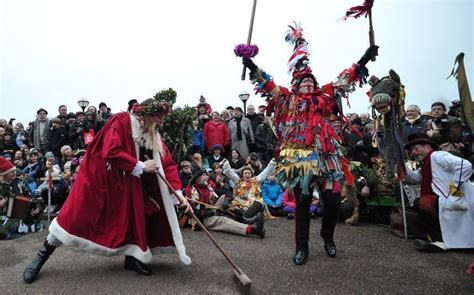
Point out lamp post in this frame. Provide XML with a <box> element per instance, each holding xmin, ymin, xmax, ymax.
<box><xmin>77</xmin><ymin>98</ymin><xmax>89</xmax><ymax>113</ymax></box>
<box><xmin>238</xmin><ymin>91</ymin><xmax>250</xmax><ymax>116</ymax></box>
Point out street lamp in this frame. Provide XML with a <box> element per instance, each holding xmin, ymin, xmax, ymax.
<box><xmin>77</xmin><ymin>98</ymin><xmax>89</xmax><ymax>113</ymax></box>
<box><xmin>238</xmin><ymin>91</ymin><xmax>250</xmax><ymax>116</ymax></box>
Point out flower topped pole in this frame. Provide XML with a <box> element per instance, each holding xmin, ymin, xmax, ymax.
<box><xmin>342</xmin><ymin>0</ymin><xmax>376</xmax><ymax>61</ymax></box>
<box><xmin>238</xmin><ymin>0</ymin><xmax>258</xmax><ymax>80</ymax></box>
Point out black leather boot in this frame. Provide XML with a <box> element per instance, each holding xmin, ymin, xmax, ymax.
<box><xmin>23</xmin><ymin>240</ymin><xmax>57</xmax><ymax>283</ymax></box>
<box><xmin>293</xmin><ymin>249</ymin><xmax>308</xmax><ymax>266</ymax></box>
<box><xmin>324</xmin><ymin>239</ymin><xmax>337</xmax><ymax>258</ymax></box>
<box><xmin>124</xmin><ymin>256</ymin><xmax>152</xmax><ymax>276</ymax></box>
<box><xmin>249</xmin><ymin>213</ymin><xmax>265</xmax><ymax>238</ymax></box>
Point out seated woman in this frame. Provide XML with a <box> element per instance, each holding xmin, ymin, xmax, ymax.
<box><xmin>222</xmin><ymin>159</ymin><xmax>275</xmax><ymax>221</ymax></box>
<box><xmin>228</xmin><ymin>149</ymin><xmax>246</xmax><ymax>171</ymax></box>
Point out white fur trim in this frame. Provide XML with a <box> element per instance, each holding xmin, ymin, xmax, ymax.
<box><xmin>131</xmin><ymin>119</ymin><xmax>192</xmax><ymax>265</ymax></box>
<box><xmin>153</xmin><ymin>151</ymin><xmax>192</xmax><ymax>265</ymax></box>
<box><xmin>132</xmin><ymin>161</ymin><xmax>145</xmax><ymax>177</ymax></box>
<box><xmin>49</xmin><ymin>218</ymin><xmax>154</xmax><ymax>263</ymax></box>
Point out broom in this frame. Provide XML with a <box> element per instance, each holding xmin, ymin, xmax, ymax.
<box><xmin>150</xmin><ymin>162</ymin><xmax>252</xmax><ymax>294</ymax></box>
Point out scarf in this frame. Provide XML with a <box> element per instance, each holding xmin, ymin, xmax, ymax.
<box><xmin>235</xmin><ymin>116</ymin><xmax>243</xmax><ymax>140</ymax></box>
<box><xmin>420</xmin><ymin>150</ymin><xmax>434</xmax><ymax>196</ymax></box>
<box><xmin>406</xmin><ymin>115</ymin><xmax>420</xmax><ymax>125</ymax></box>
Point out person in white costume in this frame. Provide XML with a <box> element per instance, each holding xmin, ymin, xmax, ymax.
<box><xmin>404</xmin><ymin>133</ymin><xmax>474</xmax><ymax>252</ymax></box>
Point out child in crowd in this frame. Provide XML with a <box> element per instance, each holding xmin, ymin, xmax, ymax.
<box><xmin>261</xmin><ymin>173</ymin><xmax>284</xmax><ymax>216</ymax></box>
<box><xmin>208</xmin><ymin>162</ymin><xmax>231</xmax><ymax>197</ymax></box>
<box><xmin>179</xmin><ymin>160</ymin><xmax>193</xmax><ymax>190</ymax></box>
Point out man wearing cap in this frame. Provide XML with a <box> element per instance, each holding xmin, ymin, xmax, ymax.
<box><xmin>23</xmin><ymin>98</ymin><xmax>192</xmax><ymax>283</ymax></box>
<box><xmin>95</xmin><ymin>102</ymin><xmax>113</xmax><ymax>132</ymax></box>
<box><xmin>404</xmin><ymin>133</ymin><xmax>474</xmax><ymax>252</ymax></box>
<box><xmin>423</xmin><ymin>102</ymin><xmax>462</xmax><ymax>146</ymax></box>
<box><xmin>30</xmin><ymin>108</ymin><xmax>51</xmax><ymax>152</ymax></box>
<box><xmin>0</xmin><ymin>157</ymin><xmax>42</xmax><ymax>238</ymax></box>
<box><xmin>127</xmin><ymin>99</ymin><xmax>139</xmax><ymax>112</ymax></box>
<box><xmin>228</xmin><ymin>107</ymin><xmax>254</xmax><ymax>160</ymax></box>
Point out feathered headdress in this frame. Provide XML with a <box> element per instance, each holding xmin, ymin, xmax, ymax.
<box><xmin>285</xmin><ymin>22</ymin><xmax>310</xmax><ymax>74</ymax></box>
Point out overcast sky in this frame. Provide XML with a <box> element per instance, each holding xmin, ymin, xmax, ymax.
<box><xmin>1</xmin><ymin>0</ymin><xmax>472</xmax><ymax>125</ymax></box>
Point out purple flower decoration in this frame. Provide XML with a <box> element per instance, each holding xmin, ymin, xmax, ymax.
<box><xmin>234</xmin><ymin>44</ymin><xmax>259</xmax><ymax>58</ymax></box>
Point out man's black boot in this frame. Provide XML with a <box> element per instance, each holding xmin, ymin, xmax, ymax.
<box><xmin>23</xmin><ymin>240</ymin><xmax>57</xmax><ymax>283</ymax></box>
<box><xmin>242</xmin><ymin>214</ymin><xmax>259</xmax><ymax>224</ymax></box>
<box><xmin>249</xmin><ymin>213</ymin><xmax>265</xmax><ymax>238</ymax></box>
<box><xmin>293</xmin><ymin>249</ymin><xmax>308</xmax><ymax>266</ymax></box>
<box><xmin>124</xmin><ymin>256</ymin><xmax>152</xmax><ymax>276</ymax></box>
<box><xmin>324</xmin><ymin>239</ymin><xmax>337</xmax><ymax>258</ymax></box>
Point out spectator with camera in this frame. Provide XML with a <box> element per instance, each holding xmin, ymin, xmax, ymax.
<box><xmin>423</xmin><ymin>102</ymin><xmax>462</xmax><ymax>146</ymax></box>
<box><xmin>69</xmin><ymin>112</ymin><xmax>87</xmax><ymax>150</ymax></box>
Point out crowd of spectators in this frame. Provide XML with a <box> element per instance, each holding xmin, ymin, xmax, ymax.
<box><xmin>0</xmin><ymin>96</ymin><xmax>472</xmax><ymax>242</ymax></box>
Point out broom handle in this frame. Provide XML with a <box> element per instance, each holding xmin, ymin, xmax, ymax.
<box><xmin>241</xmin><ymin>0</ymin><xmax>258</xmax><ymax>80</ymax></box>
<box><xmin>186</xmin><ymin>197</ymin><xmax>236</xmax><ymax>218</ymax></box>
<box><xmin>154</xmin><ymin>169</ymin><xmax>243</xmax><ymax>275</ymax></box>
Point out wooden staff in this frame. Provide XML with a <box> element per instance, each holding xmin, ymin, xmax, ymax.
<box><xmin>241</xmin><ymin>0</ymin><xmax>258</xmax><ymax>80</ymax></box>
<box><xmin>368</xmin><ymin>8</ymin><xmax>376</xmax><ymax>61</ymax></box>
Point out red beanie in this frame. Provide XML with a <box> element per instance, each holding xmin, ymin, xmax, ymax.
<box><xmin>0</xmin><ymin>157</ymin><xmax>16</xmax><ymax>176</ymax></box>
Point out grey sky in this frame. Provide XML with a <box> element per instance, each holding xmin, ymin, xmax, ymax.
<box><xmin>1</xmin><ymin>0</ymin><xmax>472</xmax><ymax>125</ymax></box>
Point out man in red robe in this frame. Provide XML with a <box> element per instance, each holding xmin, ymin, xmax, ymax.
<box><xmin>23</xmin><ymin>98</ymin><xmax>192</xmax><ymax>283</ymax></box>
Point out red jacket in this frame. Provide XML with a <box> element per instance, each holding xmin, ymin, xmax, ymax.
<box><xmin>203</xmin><ymin>120</ymin><xmax>230</xmax><ymax>154</ymax></box>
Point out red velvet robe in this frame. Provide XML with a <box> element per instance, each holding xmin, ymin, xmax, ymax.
<box><xmin>49</xmin><ymin>113</ymin><xmax>191</xmax><ymax>264</ymax></box>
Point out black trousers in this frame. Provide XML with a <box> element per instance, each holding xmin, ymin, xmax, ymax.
<box><xmin>294</xmin><ymin>186</ymin><xmax>341</xmax><ymax>252</ymax></box>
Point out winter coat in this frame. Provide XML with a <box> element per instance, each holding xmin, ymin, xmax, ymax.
<box><xmin>203</xmin><ymin>121</ymin><xmax>230</xmax><ymax>154</ymax></box>
<box><xmin>261</xmin><ymin>180</ymin><xmax>283</xmax><ymax>208</ymax></box>
<box><xmin>228</xmin><ymin>116</ymin><xmax>254</xmax><ymax>160</ymax></box>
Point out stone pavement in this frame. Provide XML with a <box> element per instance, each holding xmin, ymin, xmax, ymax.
<box><xmin>1</xmin><ymin>217</ymin><xmax>473</xmax><ymax>294</ymax></box>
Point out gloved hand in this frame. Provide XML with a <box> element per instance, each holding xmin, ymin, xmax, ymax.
<box><xmin>242</xmin><ymin>57</ymin><xmax>258</xmax><ymax>73</ymax></box>
<box><xmin>221</xmin><ymin>159</ymin><xmax>231</xmax><ymax>173</ymax></box>
<box><xmin>357</xmin><ymin>45</ymin><xmax>379</xmax><ymax>67</ymax></box>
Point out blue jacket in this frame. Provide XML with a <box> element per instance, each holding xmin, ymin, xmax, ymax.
<box><xmin>261</xmin><ymin>180</ymin><xmax>283</xmax><ymax>208</ymax></box>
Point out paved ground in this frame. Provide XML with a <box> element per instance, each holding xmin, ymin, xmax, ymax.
<box><xmin>1</xmin><ymin>217</ymin><xmax>473</xmax><ymax>294</ymax></box>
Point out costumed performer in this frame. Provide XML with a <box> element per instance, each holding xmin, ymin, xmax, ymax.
<box><xmin>237</xmin><ymin>22</ymin><xmax>378</xmax><ymax>265</ymax></box>
<box><xmin>23</xmin><ymin>98</ymin><xmax>193</xmax><ymax>283</ymax></box>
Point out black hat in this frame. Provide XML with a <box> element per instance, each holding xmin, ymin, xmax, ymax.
<box><xmin>128</xmin><ymin>99</ymin><xmax>139</xmax><ymax>106</ymax></box>
<box><xmin>404</xmin><ymin>133</ymin><xmax>439</xmax><ymax>151</ymax></box>
<box><xmin>99</xmin><ymin>102</ymin><xmax>107</xmax><ymax>109</ymax></box>
<box><xmin>66</xmin><ymin>112</ymin><xmax>76</xmax><ymax>119</ymax></box>
<box><xmin>431</xmin><ymin>102</ymin><xmax>446</xmax><ymax>111</ymax></box>
<box><xmin>190</xmin><ymin>168</ymin><xmax>207</xmax><ymax>185</ymax></box>
<box><xmin>37</xmin><ymin>108</ymin><xmax>48</xmax><ymax>115</ymax></box>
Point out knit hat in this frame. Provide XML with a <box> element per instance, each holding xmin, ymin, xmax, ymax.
<box><xmin>99</xmin><ymin>102</ymin><xmax>108</xmax><ymax>109</ymax></box>
<box><xmin>60</xmin><ymin>145</ymin><xmax>72</xmax><ymax>156</ymax></box>
<box><xmin>0</xmin><ymin>157</ymin><xmax>16</xmax><ymax>176</ymax></box>
<box><xmin>37</xmin><ymin>108</ymin><xmax>48</xmax><ymax>115</ymax></box>
<box><xmin>44</xmin><ymin>151</ymin><xmax>55</xmax><ymax>159</ymax></box>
